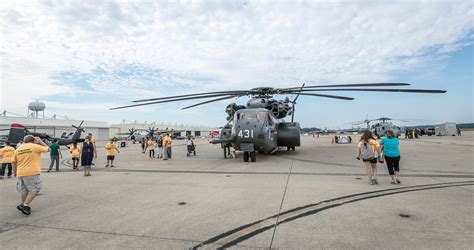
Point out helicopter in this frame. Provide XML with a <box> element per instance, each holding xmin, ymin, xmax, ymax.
<box><xmin>111</xmin><ymin>83</ymin><xmax>446</xmax><ymax>162</ymax></box>
<box><xmin>0</xmin><ymin>121</ymin><xmax>85</xmax><ymax>148</ymax></box>
<box><xmin>347</xmin><ymin>116</ymin><xmax>422</xmax><ymax>138</ymax></box>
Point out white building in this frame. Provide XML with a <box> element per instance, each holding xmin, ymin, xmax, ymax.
<box><xmin>110</xmin><ymin>121</ymin><xmax>218</xmax><ymax>138</ymax></box>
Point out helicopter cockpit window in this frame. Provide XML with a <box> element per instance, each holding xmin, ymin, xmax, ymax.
<box><xmin>237</xmin><ymin>113</ymin><xmax>256</xmax><ymax>120</ymax></box>
<box><xmin>257</xmin><ymin>112</ymin><xmax>267</xmax><ymax>121</ymax></box>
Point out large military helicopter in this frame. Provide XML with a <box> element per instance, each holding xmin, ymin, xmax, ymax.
<box><xmin>111</xmin><ymin>83</ymin><xmax>446</xmax><ymax>162</ymax></box>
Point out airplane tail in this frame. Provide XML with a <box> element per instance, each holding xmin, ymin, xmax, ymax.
<box><xmin>9</xmin><ymin>123</ymin><xmax>25</xmax><ymax>145</ymax></box>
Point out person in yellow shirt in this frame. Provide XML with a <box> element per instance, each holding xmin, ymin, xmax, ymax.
<box><xmin>146</xmin><ymin>137</ymin><xmax>156</xmax><ymax>158</ymax></box>
<box><xmin>12</xmin><ymin>135</ymin><xmax>49</xmax><ymax>215</ymax></box>
<box><xmin>105</xmin><ymin>139</ymin><xmax>120</xmax><ymax>167</ymax></box>
<box><xmin>0</xmin><ymin>141</ymin><xmax>15</xmax><ymax>179</ymax></box>
<box><xmin>162</xmin><ymin>134</ymin><xmax>172</xmax><ymax>160</ymax></box>
<box><xmin>69</xmin><ymin>142</ymin><xmax>81</xmax><ymax>170</ymax></box>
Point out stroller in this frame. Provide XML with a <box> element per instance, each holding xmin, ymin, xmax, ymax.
<box><xmin>187</xmin><ymin>139</ymin><xmax>196</xmax><ymax>156</ymax></box>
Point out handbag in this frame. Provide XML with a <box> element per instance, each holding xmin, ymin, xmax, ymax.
<box><xmin>377</xmin><ymin>152</ymin><xmax>384</xmax><ymax>163</ymax></box>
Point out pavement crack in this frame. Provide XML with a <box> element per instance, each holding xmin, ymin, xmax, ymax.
<box><xmin>269</xmin><ymin>160</ymin><xmax>294</xmax><ymax>249</ymax></box>
<box><xmin>7</xmin><ymin>223</ymin><xmax>202</xmax><ymax>244</ymax></box>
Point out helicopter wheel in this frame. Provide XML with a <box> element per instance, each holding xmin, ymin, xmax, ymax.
<box><xmin>250</xmin><ymin>151</ymin><xmax>257</xmax><ymax>162</ymax></box>
<box><xmin>243</xmin><ymin>152</ymin><xmax>249</xmax><ymax>162</ymax></box>
<box><xmin>287</xmin><ymin>147</ymin><xmax>290</xmax><ymax>151</ymax></box>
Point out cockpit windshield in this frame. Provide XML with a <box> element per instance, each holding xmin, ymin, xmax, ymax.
<box><xmin>236</xmin><ymin>111</ymin><xmax>272</xmax><ymax>123</ymax></box>
<box><xmin>236</xmin><ymin>112</ymin><xmax>257</xmax><ymax>120</ymax></box>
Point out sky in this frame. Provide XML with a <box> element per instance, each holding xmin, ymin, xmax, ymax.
<box><xmin>1</xmin><ymin>0</ymin><xmax>473</xmax><ymax>129</ymax></box>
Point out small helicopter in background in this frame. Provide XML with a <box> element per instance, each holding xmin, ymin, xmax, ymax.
<box><xmin>346</xmin><ymin>116</ymin><xmax>405</xmax><ymax>137</ymax></box>
<box><xmin>0</xmin><ymin>121</ymin><xmax>85</xmax><ymax>148</ymax></box>
<box><xmin>346</xmin><ymin>116</ymin><xmax>427</xmax><ymax>138</ymax></box>
<box><xmin>112</xmin><ymin>83</ymin><xmax>446</xmax><ymax>162</ymax></box>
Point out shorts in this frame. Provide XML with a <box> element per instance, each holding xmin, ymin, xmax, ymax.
<box><xmin>17</xmin><ymin>175</ymin><xmax>43</xmax><ymax>193</ymax></box>
<box><xmin>72</xmin><ymin>157</ymin><xmax>79</xmax><ymax>160</ymax></box>
<box><xmin>107</xmin><ymin>156</ymin><xmax>115</xmax><ymax>160</ymax></box>
<box><xmin>362</xmin><ymin>158</ymin><xmax>377</xmax><ymax>164</ymax></box>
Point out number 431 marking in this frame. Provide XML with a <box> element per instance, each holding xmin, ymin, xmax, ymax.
<box><xmin>238</xmin><ymin>129</ymin><xmax>254</xmax><ymax>138</ymax></box>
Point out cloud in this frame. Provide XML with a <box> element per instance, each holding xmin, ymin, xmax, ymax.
<box><xmin>1</xmin><ymin>0</ymin><xmax>473</xmax><ymax>125</ymax></box>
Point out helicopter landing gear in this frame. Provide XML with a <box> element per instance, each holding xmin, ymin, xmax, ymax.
<box><xmin>243</xmin><ymin>151</ymin><xmax>257</xmax><ymax>162</ymax></box>
<box><xmin>287</xmin><ymin>146</ymin><xmax>295</xmax><ymax>151</ymax></box>
<box><xmin>250</xmin><ymin>151</ymin><xmax>256</xmax><ymax>162</ymax></box>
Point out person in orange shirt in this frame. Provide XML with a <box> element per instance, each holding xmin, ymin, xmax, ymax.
<box><xmin>69</xmin><ymin>142</ymin><xmax>81</xmax><ymax>170</ymax></box>
<box><xmin>0</xmin><ymin>141</ymin><xmax>15</xmax><ymax>179</ymax></box>
<box><xmin>12</xmin><ymin>135</ymin><xmax>49</xmax><ymax>215</ymax></box>
<box><xmin>162</xmin><ymin>134</ymin><xmax>172</xmax><ymax>160</ymax></box>
<box><xmin>146</xmin><ymin>137</ymin><xmax>156</xmax><ymax>158</ymax></box>
<box><xmin>105</xmin><ymin>139</ymin><xmax>120</xmax><ymax>167</ymax></box>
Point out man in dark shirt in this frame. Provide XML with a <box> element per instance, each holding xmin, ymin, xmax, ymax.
<box><xmin>47</xmin><ymin>139</ymin><xmax>62</xmax><ymax>172</ymax></box>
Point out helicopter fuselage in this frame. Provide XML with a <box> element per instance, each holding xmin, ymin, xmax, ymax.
<box><xmin>232</xmin><ymin>108</ymin><xmax>278</xmax><ymax>154</ymax></box>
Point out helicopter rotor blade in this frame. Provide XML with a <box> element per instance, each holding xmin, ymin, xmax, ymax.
<box><xmin>296</xmin><ymin>88</ymin><xmax>446</xmax><ymax>93</ymax></box>
<box><xmin>132</xmin><ymin>90</ymin><xmax>249</xmax><ymax>103</ymax></box>
<box><xmin>282</xmin><ymin>83</ymin><xmax>410</xmax><ymax>91</ymax></box>
<box><xmin>111</xmin><ymin>93</ymin><xmax>244</xmax><ymax>110</ymax></box>
<box><xmin>343</xmin><ymin>121</ymin><xmax>366</xmax><ymax>125</ymax></box>
<box><xmin>297</xmin><ymin>93</ymin><xmax>354</xmax><ymax>100</ymax></box>
<box><xmin>181</xmin><ymin>95</ymin><xmax>239</xmax><ymax>110</ymax></box>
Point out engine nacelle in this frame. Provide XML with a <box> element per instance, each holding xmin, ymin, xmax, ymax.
<box><xmin>225</xmin><ymin>103</ymin><xmax>246</xmax><ymax>121</ymax></box>
<box><xmin>277</xmin><ymin>122</ymin><xmax>301</xmax><ymax>147</ymax></box>
<box><xmin>269</xmin><ymin>101</ymin><xmax>292</xmax><ymax>119</ymax></box>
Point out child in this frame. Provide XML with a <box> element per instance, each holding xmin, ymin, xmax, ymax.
<box><xmin>105</xmin><ymin>139</ymin><xmax>120</xmax><ymax>167</ymax></box>
<box><xmin>0</xmin><ymin>141</ymin><xmax>15</xmax><ymax>178</ymax></box>
<box><xmin>69</xmin><ymin>142</ymin><xmax>81</xmax><ymax>170</ymax></box>
<box><xmin>156</xmin><ymin>135</ymin><xmax>163</xmax><ymax>158</ymax></box>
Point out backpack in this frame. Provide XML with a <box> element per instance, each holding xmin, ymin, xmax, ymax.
<box><xmin>361</xmin><ymin>140</ymin><xmax>375</xmax><ymax>160</ymax></box>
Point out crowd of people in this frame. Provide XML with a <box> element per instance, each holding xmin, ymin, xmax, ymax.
<box><xmin>141</xmin><ymin>133</ymin><xmax>189</xmax><ymax>160</ymax></box>
<box><xmin>0</xmin><ymin>128</ymin><xmax>405</xmax><ymax>217</ymax></box>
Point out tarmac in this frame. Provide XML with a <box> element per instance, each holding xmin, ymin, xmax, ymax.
<box><xmin>0</xmin><ymin>132</ymin><xmax>472</xmax><ymax>249</ymax></box>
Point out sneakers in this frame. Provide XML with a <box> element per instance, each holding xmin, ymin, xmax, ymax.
<box><xmin>396</xmin><ymin>179</ymin><xmax>402</xmax><ymax>184</ymax></box>
<box><xmin>110</xmin><ymin>165</ymin><xmax>114</xmax><ymax>168</ymax></box>
<box><xmin>105</xmin><ymin>165</ymin><xmax>109</xmax><ymax>168</ymax></box>
<box><xmin>0</xmin><ymin>176</ymin><xmax>3</xmax><ymax>179</ymax></box>
<box><xmin>369</xmin><ymin>179</ymin><xmax>379</xmax><ymax>185</ymax></box>
<box><xmin>17</xmin><ymin>204</ymin><xmax>31</xmax><ymax>215</ymax></box>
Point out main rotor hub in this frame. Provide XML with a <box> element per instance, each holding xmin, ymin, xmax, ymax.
<box><xmin>250</xmin><ymin>87</ymin><xmax>275</xmax><ymax>97</ymax></box>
